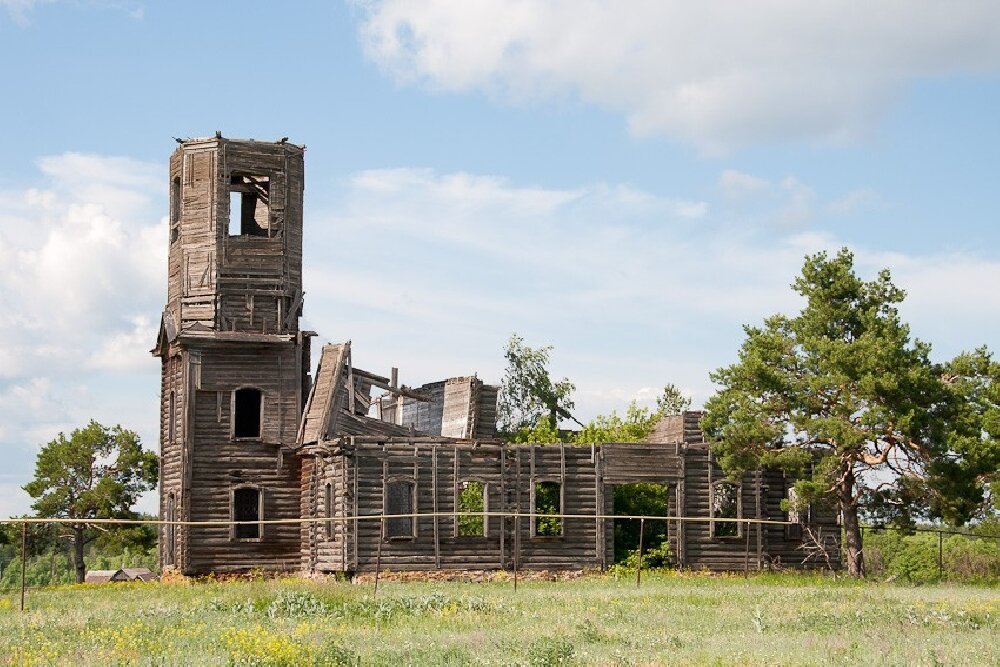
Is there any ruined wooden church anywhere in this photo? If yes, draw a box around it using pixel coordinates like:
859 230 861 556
155 136 840 575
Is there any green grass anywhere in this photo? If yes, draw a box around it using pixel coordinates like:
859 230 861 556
1 572 998 665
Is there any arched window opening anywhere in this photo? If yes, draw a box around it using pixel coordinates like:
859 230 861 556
233 487 262 540
385 480 415 539
233 388 262 439
711 481 740 538
457 480 488 537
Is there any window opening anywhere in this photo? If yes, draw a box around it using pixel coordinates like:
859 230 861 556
233 388 262 439
228 173 270 237
233 487 261 540
533 481 562 537
385 480 415 538
711 481 740 538
167 390 176 443
325 483 334 541
786 486 812 539
457 481 487 537
170 177 180 244
612 482 670 565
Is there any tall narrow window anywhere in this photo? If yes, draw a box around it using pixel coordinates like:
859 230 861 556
164 493 176 566
170 177 181 244
457 481 487 537
233 487 262 540
233 388 262 439
167 391 176 443
385 480 415 539
324 483 334 541
533 481 562 537
711 481 740 538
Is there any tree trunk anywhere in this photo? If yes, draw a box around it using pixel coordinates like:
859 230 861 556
837 469 865 577
73 525 86 584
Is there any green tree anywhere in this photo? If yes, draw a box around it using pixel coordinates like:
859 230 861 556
932 348 1000 523
656 383 692 417
702 249 958 577
497 334 577 436
23 421 158 583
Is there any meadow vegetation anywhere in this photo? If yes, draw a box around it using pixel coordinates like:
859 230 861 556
1 572 997 665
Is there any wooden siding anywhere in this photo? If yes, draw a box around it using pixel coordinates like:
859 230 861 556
302 432 841 575
155 137 309 575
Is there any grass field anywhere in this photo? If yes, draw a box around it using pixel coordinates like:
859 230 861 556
1 572 998 666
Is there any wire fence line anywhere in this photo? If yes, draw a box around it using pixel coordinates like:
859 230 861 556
0 512 798 528
2 513 997 608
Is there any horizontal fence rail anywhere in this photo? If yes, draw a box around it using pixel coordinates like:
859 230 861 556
2 514 997 610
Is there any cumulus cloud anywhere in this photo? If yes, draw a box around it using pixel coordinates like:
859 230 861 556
0 153 164 515
719 170 769 198
308 166 1000 426
1 0 143 25
357 1 1000 152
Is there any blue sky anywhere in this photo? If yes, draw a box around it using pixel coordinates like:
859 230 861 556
2 1 1000 517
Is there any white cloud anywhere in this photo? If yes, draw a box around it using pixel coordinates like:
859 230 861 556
719 170 769 198
827 188 885 216
309 166 1000 423
1 0 143 25
357 1 1000 152
0 153 164 516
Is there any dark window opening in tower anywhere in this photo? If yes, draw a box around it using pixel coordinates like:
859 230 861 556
170 177 181 244
233 487 261 539
233 388 262 439
228 173 270 237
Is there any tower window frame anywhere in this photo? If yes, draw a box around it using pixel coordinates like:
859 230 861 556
167 390 176 443
231 485 264 542
227 172 271 238
232 387 263 440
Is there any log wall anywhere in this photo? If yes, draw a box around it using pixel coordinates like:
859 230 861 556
302 434 841 574
156 137 309 575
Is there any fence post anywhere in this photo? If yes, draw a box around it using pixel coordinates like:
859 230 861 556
743 520 751 578
373 518 384 600
635 518 644 589
20 522 27 613
513 512 520 592
937 530 943 579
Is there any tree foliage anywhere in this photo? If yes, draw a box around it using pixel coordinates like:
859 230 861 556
497 334 576 436
22 420 158 582
702 248 996 577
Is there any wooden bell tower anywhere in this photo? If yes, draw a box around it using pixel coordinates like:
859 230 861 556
154 135 312 574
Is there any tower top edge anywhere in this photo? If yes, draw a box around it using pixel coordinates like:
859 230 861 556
172 134 305 152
